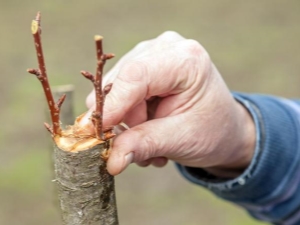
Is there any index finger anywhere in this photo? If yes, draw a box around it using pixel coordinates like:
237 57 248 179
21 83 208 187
103 39 202 127
103 62 148 127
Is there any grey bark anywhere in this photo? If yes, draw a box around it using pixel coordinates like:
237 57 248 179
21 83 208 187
54 142 118 225
50 85 76 209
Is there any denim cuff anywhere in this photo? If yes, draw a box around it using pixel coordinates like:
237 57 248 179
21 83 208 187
177 93 300 223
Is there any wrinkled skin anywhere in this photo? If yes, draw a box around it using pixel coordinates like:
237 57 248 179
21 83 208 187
81 31 256 177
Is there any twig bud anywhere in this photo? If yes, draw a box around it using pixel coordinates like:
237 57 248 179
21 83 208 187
81 70 95 82
57 94 66 109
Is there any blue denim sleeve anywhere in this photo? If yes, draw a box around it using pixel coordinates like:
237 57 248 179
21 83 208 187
176 93 300 224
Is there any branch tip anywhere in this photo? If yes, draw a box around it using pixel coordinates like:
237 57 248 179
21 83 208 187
31 20 39 34
94 35 103 41
35 11 41 22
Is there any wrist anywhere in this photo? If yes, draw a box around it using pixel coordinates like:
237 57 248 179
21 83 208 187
205 98 256 178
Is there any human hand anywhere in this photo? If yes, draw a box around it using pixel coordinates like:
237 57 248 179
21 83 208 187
82 31 256 177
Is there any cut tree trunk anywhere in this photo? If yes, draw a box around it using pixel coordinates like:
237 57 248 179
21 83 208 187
28 12 118 225
54 142 118 225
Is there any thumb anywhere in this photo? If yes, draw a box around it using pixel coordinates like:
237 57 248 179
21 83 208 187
107 115 185 175
103 68 147 127
80 63 149 129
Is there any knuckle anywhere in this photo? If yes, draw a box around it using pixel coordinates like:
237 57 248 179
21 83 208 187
134 40 150 50
180 39 211 66
133 128 157 162
141 134 157 160
157 31 183 41
161 30 179 37
181 39 203 55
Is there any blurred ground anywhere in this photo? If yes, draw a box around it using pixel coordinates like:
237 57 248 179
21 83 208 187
0 0 299 224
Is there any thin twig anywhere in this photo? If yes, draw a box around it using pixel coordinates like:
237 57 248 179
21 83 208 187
28 12 63 136
81 35 114 140
94 36 105 140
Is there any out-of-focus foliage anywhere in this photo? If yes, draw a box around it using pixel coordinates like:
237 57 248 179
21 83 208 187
1 0 299 224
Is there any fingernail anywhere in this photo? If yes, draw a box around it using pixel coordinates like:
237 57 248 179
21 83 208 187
113 122 130 135
123 152 134 170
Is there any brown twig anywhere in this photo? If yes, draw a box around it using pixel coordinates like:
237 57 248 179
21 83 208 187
81 35 114 140
27 12 63 136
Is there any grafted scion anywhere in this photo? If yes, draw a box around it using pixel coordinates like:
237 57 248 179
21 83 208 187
27 12 65 136
27 12 119 225
27 12 115 142
81 35 115 140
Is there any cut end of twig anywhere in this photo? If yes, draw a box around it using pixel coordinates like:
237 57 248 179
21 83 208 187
31 12 41 35
94 35 103 41
31 20 39 34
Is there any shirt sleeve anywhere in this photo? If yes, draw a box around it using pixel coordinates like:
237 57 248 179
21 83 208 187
176 93 300 225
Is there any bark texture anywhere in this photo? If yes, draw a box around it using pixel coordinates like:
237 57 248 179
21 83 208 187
54 142 118 225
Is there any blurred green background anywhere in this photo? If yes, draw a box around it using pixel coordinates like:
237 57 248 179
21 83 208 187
1 0 299 224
